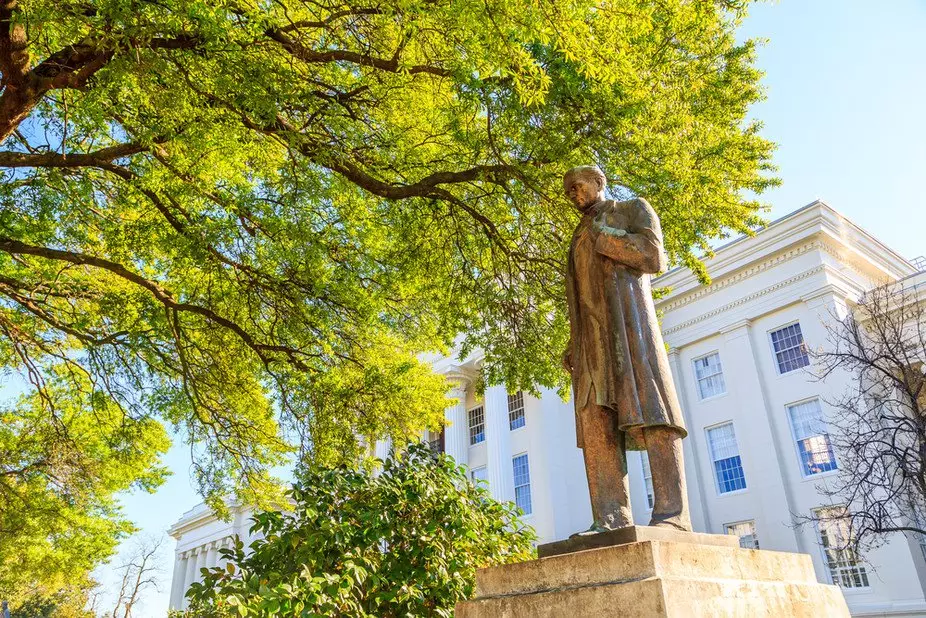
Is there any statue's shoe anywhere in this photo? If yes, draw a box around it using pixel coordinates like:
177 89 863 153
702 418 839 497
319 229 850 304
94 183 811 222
569 521 630 538
649 513 692 532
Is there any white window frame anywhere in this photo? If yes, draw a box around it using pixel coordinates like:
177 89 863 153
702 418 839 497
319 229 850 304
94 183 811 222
768 321 811 375
470 466 488 484
468 405 485 445
705 421 748 495
512 452 532 515
786 398 839 478
724 520 760 549
508 391 526 431
692 351 726 400
813 506 870 589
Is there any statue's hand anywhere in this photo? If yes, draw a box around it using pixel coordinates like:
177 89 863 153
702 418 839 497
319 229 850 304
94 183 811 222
592 214 627 237
562 348 573 373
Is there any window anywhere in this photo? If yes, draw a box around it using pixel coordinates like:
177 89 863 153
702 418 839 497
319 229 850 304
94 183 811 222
707 423 747 494
694 352 726 399
640 452 654 509
814 507 869 588
788 399 838 476
508 391 526 430
512 454 532 515
470 466 488 484
724 520 760 549
468 405 485 445
427 429 444 455
770 323 810 374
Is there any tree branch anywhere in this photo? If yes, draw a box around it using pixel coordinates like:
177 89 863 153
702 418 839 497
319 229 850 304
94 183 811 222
0 237 317 369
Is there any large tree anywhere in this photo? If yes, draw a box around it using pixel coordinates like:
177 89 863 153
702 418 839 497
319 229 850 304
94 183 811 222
0 0 775 566
0 377 168 616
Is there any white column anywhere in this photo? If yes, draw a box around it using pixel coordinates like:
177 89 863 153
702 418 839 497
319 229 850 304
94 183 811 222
169 552 188 610
721 319 804 552
205 541 218 574
197 546 210 582
220 536 235 571
484 384 514 502
374 438 390 461
667 348 712 533
181 549 197 609
443 375 471 466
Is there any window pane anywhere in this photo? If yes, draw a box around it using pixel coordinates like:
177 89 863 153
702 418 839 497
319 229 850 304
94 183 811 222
788 400 838 476
470 466 488 483
512 454 532 514
815 507 869 588
707 423 747 493
771 323 810 373
508 391 526 430
468 406 485 445
725 520 760 549
695 353 726 399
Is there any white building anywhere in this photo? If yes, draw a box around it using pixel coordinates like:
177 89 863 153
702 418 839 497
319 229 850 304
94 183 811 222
168 201 926 616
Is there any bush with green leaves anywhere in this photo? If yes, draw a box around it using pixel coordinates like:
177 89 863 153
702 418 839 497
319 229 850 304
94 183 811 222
185 443 536 617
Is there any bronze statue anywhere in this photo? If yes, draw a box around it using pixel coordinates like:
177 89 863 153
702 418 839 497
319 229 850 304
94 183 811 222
562 165 691 533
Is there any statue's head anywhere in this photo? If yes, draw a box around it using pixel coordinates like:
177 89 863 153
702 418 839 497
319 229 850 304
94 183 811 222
563 165 606 212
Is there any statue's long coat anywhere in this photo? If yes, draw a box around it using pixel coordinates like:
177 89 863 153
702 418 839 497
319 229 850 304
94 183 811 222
565 197 687 451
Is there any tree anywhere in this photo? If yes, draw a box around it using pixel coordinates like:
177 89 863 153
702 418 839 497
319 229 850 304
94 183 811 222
183 443 535 617
103 535 165 618
814 279 926 553
0 0 776 499
0 0 775 589
0 376 169 616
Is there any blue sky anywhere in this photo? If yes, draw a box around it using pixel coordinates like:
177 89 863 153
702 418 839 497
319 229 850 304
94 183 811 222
14 1 926 615
737 1 926 259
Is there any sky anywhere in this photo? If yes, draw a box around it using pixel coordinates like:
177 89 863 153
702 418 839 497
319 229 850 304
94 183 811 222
736 1 926 260
14 1 926 616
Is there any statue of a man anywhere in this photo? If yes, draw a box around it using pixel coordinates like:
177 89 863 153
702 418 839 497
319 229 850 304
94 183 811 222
562 165 691 533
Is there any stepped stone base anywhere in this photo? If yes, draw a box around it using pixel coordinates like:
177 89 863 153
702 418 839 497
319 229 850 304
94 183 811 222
455 529 850 617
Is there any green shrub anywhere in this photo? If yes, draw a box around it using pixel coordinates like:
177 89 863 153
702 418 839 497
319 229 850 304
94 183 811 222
186 443 536 617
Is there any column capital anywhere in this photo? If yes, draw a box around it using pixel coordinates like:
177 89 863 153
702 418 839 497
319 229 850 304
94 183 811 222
443 365 477 390
720 318 753 338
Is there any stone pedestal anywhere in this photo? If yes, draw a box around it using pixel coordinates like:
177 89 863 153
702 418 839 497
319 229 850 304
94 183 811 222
455 527 850 617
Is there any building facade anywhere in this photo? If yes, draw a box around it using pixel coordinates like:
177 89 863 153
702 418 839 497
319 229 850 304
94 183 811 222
168 201 926 616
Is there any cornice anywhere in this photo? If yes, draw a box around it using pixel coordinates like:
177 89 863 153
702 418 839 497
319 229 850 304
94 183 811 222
177 535 235 559
656 201 914 309
662 264 827 337
658 240 825 314
167 499 246 539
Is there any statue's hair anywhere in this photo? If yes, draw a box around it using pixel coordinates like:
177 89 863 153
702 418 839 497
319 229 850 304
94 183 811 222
563 165 606 193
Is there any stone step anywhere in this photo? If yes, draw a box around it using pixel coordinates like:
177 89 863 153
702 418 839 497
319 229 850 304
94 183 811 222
458 574 850 618
475 540 820 599
537 525 740 558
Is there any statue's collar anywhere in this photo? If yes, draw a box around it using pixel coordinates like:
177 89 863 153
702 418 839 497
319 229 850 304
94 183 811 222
583 199 609 217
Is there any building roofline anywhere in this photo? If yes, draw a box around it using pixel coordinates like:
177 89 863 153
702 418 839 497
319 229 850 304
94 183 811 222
655 199 916 296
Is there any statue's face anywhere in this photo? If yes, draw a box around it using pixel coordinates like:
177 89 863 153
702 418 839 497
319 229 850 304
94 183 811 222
565 176 601 212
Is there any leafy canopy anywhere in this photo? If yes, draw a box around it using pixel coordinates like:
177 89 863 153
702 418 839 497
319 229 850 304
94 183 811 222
0 0 776 510
184 443 537 618
0 373 169 615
